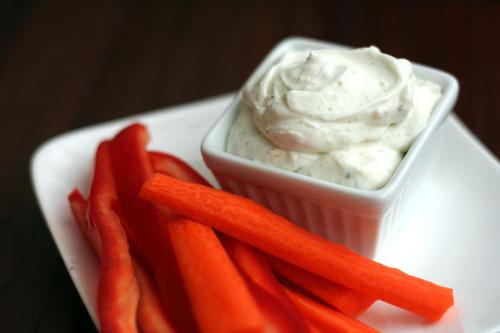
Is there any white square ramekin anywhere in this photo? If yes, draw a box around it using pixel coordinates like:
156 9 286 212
201 37 459 258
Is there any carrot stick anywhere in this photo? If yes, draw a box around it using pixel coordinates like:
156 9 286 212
150 151 266 332
89 141 139 333
168 218 265 333
149 143 264 332
285 288 378 333
140 174 454 321
222 237 309 333
269 257 375 317
151 150 308 333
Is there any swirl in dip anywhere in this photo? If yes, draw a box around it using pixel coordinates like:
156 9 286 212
226 47 441 190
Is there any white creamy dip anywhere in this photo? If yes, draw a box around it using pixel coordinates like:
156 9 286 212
227 47 441 190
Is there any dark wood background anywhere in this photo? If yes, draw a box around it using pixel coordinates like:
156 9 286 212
0 0 498 332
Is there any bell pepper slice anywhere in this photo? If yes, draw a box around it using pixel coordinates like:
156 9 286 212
68 188 174 333
149 151 211 187
133 261 176 333
109 123 197 333
68 189 99 254
88 141 139 333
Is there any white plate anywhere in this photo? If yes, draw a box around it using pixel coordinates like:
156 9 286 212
31 93 500 333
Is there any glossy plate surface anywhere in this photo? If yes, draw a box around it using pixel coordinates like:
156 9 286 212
31 93 500 333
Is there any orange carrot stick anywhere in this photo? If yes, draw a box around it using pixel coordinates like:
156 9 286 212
151 151 305 333
140 174 454 321
222 238 309 333
285 288 378 333
269 257 375 317
168 218 265 333
151 149 265 332
152 149 268 332
151 150 267 332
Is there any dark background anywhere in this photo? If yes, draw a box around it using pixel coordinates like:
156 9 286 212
0 0 498 332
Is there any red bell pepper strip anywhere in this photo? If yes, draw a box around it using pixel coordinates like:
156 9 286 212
88 141 139 333
140 174 454 321
133 261 176 333
68 189 99 254
269 257 375 317
222 237 309 333
109 123 197 333
149 151 211 187
68 189 175 333
305 323 322 333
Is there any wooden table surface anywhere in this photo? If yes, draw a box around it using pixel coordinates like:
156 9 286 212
1 0 498 331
